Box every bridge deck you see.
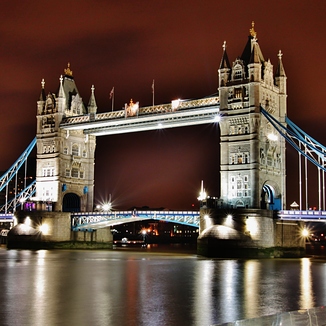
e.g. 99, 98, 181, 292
71, 210, 200, 231
60, 97, 220, 136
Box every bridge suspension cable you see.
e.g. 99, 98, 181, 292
261, 107, 326, 210
0, 180, 36, 213
0, 138, 36, 213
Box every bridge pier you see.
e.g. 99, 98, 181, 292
197, 208, 305, 258
7, 211, 113, 249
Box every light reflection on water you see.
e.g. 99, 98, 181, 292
0, 248, 325, 325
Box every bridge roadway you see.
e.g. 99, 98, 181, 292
60, 96, 220, 136
2, 210, 326, 232
71, 210, 200, 231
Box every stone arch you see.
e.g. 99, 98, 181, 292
62, 193, 80, 212
261, 181, 281, 210
235, 200, 245, 208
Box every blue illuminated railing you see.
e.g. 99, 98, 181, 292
71, 210, 200, 231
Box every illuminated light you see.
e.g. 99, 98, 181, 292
197, 180, 207, 201
102, 203, 112, 212
302, 228, 309, 237
171, 99, 181, 110
267, 133, 278, 141
39, 224, 49, 235
157, 122, 163, 129
226, 214, 233, 220
246, 217, 258, 236
25, 216, 31, 227
214, 115, 221, 122
141, 230, 147, 235
204, 214, 209, 220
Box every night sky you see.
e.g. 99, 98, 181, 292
0, 1, 325, 210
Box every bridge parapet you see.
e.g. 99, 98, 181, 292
71, 210, 200, 231
61, 96, 219, 125
278, 210, 326, 221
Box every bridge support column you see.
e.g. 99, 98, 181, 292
197, 208, 305, 258
7, 211, 113, 249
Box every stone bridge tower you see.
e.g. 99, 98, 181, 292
35, 64, 96, 212
218, 23, 287, 210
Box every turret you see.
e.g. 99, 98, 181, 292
218, 41, 231, 110
56, 75, 66, 116
37, 79, 46, 115
88, 85, 97, 121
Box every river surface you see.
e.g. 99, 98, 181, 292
0, 245, 325, 326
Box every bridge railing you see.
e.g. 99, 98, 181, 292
278, 210, 326, 221
62, 96, 219, 125
71, 210, 200, 231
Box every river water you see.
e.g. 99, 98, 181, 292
0, 245, 325, 326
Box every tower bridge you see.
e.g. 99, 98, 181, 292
2, 23, 326, 257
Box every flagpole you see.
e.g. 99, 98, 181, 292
110, 87, 114, 111
112, 90, 114, 111
152, 79, 155, 107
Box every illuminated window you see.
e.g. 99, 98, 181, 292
71, 168, 79, 178
72, 144, 79, 156
234, 88, 242, 99
234, 70, 242, 79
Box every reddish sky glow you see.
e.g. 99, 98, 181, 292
0, 1, 325, 210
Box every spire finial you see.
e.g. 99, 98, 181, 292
59, 75, 63, 84
249, 21, 257, 38
41, 79, 45, 89
91, 85, 95, 93
222, 41, 226, 51
278, 50, 283, 60
64, 63, 73, 76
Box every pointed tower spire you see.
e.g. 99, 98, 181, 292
275, 50, 286, 77
39, 78, 46, 101
37, 78, 46, 115
88, 85, 97, 120
219, 41, 231, 69
57, 75, 66, 114
249, 40, 261, 64
58, 75, 65, 98
275, 50, 287, 96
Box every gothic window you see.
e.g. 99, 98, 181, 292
42, 167, 54, 177
63, 147, 68, 155
244, 175, 248, 182
230, 155, 235, 164
70, 94, 84, 116
244, 153, 249, 164
238, 154, 243, 164
82, 150, 87, 158
234, 70, 242, 79
45, 95, 55, 113
231, 177, 235, 183
237, 180, 241, 190
72, 144, 79, 156
234, 88, 242, 99
244, 124, 249, 134
229, 125, 235, 135
238, 126, 242, 134
80, 171, 84, 179
71, 168, 79, 178
65, 169, 70, 177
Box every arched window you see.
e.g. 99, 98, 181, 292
72, 144, 79, 156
